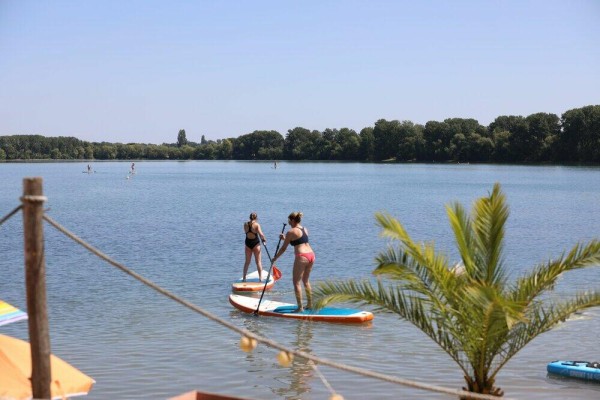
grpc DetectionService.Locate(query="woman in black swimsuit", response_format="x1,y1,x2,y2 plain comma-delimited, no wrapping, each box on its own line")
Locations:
242,212,267,282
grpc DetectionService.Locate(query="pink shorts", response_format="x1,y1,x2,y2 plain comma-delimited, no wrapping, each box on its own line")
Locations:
295,252,315,263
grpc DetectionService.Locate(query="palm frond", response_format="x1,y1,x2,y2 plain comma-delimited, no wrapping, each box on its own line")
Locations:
375,212,463,306
471,183,508,286
374,245,456,301
313,278,473,376
446,202,476,273
489,290,600,380
376,212,440,269
373,246,421,281
312,279,381,309
513,240,600,303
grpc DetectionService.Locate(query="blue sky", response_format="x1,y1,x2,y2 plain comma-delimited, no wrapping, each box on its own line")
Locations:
1,1,598,144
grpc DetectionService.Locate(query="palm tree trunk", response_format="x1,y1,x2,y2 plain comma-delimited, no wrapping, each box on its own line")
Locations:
461,375,504,398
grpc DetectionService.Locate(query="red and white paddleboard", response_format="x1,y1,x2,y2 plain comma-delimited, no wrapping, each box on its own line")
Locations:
228,294,374,323
231,266,282,292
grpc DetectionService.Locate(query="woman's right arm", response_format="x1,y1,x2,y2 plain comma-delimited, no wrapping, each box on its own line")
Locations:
257,223,266,242
273,233,291,262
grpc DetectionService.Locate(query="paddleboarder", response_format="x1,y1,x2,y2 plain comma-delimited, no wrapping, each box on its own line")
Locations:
242,212,267,282
272,211,315,313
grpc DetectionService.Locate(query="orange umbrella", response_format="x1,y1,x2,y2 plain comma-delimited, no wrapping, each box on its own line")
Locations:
0,334,95,400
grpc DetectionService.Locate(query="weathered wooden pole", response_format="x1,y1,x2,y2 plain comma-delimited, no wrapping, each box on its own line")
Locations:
22,177,51,399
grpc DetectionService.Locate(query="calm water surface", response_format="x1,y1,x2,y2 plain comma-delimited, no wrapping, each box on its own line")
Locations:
1,161,599,399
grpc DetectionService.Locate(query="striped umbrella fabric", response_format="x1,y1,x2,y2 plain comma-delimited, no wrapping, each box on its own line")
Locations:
0,300,27,326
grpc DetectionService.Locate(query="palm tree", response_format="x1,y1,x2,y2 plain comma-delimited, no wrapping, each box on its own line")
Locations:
313,183,600,396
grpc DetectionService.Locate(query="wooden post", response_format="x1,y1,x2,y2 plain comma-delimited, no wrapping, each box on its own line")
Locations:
22,177,51,399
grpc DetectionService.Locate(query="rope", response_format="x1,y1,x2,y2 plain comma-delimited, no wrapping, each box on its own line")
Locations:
309,361,336,396
43,214,514,400
0,205,22,227
20,195,48,203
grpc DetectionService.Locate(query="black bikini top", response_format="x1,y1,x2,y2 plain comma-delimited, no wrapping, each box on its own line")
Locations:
290,227,309,246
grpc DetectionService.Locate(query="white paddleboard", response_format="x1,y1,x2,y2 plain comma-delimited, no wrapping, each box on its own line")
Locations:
229,294,373,323
231,266,281,292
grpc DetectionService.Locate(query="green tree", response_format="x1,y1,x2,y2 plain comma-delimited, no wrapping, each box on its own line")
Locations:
470,133,494,162
380,120,423,162
3,144,18,159
75,146,85,159
359,127,375,161
195,142,217,159
438,118,488,163
179,144,195,159
115,143,132,159
335,128,360,160
319,128,339,160
284,127,321,160
168,146,182,159
373,119,402,161
0,148,6,160
177,129,188,147
314,128,359,160
129,144,146,159
396,121,424,162
491,130,511,163
217,139,234,160
313,184,600,397
525,113,560,162
85,145,94,159
95,144,117,159
146,144,170,159
489,116,528,162
50,148,62,159
560,105,600,163
423,120,452,161
233,130,283,160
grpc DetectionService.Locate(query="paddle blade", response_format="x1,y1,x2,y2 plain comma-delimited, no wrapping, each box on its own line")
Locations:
272,266,282,281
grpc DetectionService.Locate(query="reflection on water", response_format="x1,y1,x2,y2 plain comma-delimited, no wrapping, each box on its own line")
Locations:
273,321,315,399
546,372,600,392
239,315,318,399
240,316,274,376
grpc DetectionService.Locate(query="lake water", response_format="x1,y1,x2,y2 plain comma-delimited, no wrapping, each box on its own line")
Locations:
1,161,599,399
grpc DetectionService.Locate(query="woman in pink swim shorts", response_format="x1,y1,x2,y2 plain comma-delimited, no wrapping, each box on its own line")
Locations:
272,211,315,312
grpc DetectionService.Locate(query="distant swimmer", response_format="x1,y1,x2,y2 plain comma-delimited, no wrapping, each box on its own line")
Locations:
274,161,278,169
131,162,135,174
87,164,92,173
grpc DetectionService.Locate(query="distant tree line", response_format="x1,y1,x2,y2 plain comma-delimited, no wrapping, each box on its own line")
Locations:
1,105,598,164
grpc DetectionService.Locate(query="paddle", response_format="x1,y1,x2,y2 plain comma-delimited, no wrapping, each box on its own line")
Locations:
254,223,286,315
259,232,282,282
